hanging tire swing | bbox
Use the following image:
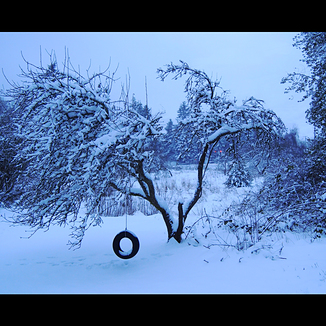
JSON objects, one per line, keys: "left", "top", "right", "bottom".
{"left": 112, "top": 230, "right": 140, "bottom": 259}
{"left": 113, "top": 163, "right": 140, "bottom": 260}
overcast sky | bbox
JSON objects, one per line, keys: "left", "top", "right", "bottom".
{"left": 0, "top": 32, "right": 314, "bottom": 138}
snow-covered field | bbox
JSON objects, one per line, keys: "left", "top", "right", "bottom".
{"left": 1, "top": 166, "right": 326, "bottom": 294}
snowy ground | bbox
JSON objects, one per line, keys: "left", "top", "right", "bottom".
{"left": 1, "top": 166, "right": 326, "bottom": 294}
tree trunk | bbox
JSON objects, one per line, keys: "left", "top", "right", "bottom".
{"left": 169, "top": 130, "right": 238, "bottom": 242}
{"left": 133, "top": 128, "right": 240, "bottom": 244}
{"left": 172, "top": 202, "right": 184, "bottom": 243}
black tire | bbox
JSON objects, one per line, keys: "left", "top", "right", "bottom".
{"left": 112, "top": 230, "right": 140, "bottom": 259}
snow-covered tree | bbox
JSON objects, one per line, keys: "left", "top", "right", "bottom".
{"left": 4, "top": 56, "right": 285, "bottom": 248}
{"left": 3, "top": 56, "right": 164, "bottom": 248}
{"left": 282, "top": 33, "right": 326, "bottom": 135}
{"left": 282, "top": 33, "right": 326, "bottom": 185}
{"left": 157, "top": 61, "right": 285, "bottom": 241}
{"left": 254, "top": 32, "right": 326, "bottom": 239}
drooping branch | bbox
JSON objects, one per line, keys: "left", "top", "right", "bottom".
{"left": 159, "top": 62, "right": 285, "bottom": 243}
{"left": 3, "top": 52, "right": 172, "bottom": 248}
{"left": 4, "top": 55, "right": 286, "bottom": 249}
{"left": 182, "top": 126, "right": 241, "bottom": 219}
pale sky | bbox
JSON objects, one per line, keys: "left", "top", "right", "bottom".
{"left": 0, "top": 32, "right": 314, "bottom": 138}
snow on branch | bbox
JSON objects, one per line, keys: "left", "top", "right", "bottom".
{"left": 157, "top": 61, "right": 286, "bottom": 242}
{"left": 4, "top": 53, "right": 164, "bottom": 249}
{"left": 158, "top": 62, "right": 285, "bottom": 154}
{"left": 2, "top": 57, "right": 286, "bottom": 248}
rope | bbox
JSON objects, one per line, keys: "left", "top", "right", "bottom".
{"left": 125, "top": 162, "right": 131, "bottom": 232}
{"left": 125, "top": 186, "right": 128, "bottom": 232}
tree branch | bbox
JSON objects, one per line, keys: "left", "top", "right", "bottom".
{"left": 135, "top": 159, "right": 176, "bottom": 239}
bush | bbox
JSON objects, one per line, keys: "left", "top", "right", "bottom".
{"left": 222, "top": 154, "right": 326, "bottom": 246}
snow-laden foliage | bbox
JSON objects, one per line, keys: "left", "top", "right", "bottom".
{"left": 158, "top": 61, "right": 285, "bottom": 163}
{"left": 157, "top": 61, "right": 285, "bottom": 241}
{"left": 2, "top": 57, "right": 285, "bottom": 249}
{"left": 217, "top": 140, "right": 326, "bottom": 250}
{"left": 4, "top": 59, "right": 162, "bottom": 248}
{"left": 0, "top": 98, "right": 20, "bottom": 201}
{"left": 282, "top": 32, "right": 326, "bottom": 134}
{"left": 282, "top": 33, "right": 326, "bottom": 185}
{"left": 275, "top": 33, "right": 326, "bottom": 239}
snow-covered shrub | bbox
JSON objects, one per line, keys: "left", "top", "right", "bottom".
{"left": 222, "top": 153, "right": 326, "bottom": 246}
{"left": 184, "top": 213, "right": 235, "bottom": 248}
{"left": 218, "top": 196, "right": 266, "bottom": 249}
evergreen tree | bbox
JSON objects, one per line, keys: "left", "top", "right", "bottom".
{"left": 224, "top": 159, "right": 252, "bottom": 188}
{"left": 130, "top": 94, "right": 142, "bottom": 114}
{"left": 224, "top": 135, "right": 252, "bottom": 187}
{"left": 142, "top": 104, "right": 152, "bottom": 120}
{"left": 177, "top": 101, "right": 189, "bottom": 122}
{"left": 130, "top": 94, "right": 151, "bottom": 119}
{"left": 165, "top": 118, "right": 173, "bottom": 134}
{"left": 161, "top": 119, "right": 177, "bottom": 162}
